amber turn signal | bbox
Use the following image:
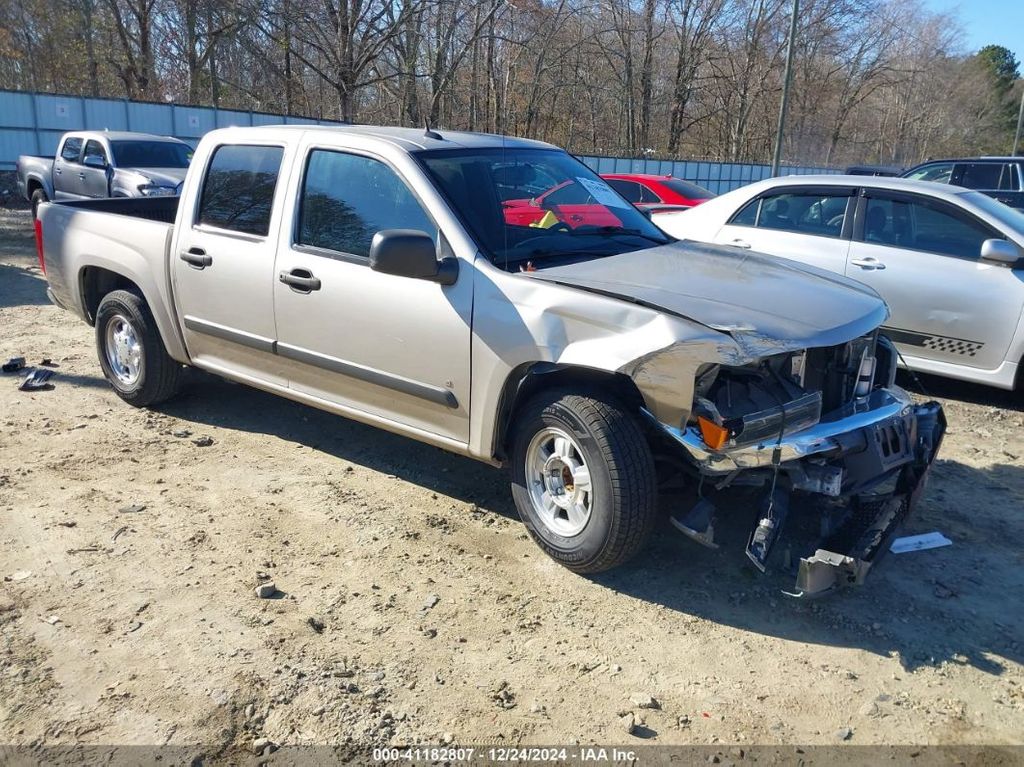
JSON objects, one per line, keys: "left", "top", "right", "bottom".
{"left": 697, "top": 416, "right": 729, "bottom": 450}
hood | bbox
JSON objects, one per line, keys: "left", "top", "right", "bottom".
{"left": 526, "top": 240, "right": 889, "bottom": 351}
{"left": 130, "top": 167, "right": 188, "bottom": 188}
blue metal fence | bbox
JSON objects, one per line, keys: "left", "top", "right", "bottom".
{"left": 0, "top": 90, "right": 840, "bottom": 190}
{"left": 578, "top": 155, "right": 839, "bottom": 196}
{"left": 0, "top": 89, "right": 344, "bottom": 169}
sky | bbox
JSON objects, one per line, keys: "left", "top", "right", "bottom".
{"left": 923, "top": 0, "right": 1024, "bottom": 67}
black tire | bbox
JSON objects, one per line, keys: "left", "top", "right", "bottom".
{"left": 95, "top": 289, "right": 183, "bottom": 407}
{"left": 30, "top": 188, "right": 47, "bottom": 218}
{"left": 510, "top": 388, "right": 658, "bottom": 573}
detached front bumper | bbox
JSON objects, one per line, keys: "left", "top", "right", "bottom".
{"left": 651, "top": 387, "right": 946, "bottom": 597}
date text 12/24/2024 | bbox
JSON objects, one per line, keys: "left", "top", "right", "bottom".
{"left": 373, "top": 747, "right": 639, "bottom": 762}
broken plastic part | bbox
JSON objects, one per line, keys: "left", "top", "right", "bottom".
{"left": 18, "top": 368, "right": 54, "bottom": 391}
{"left": 2, "top": 357, "right": 25, "bottom": 373}
{"left": 669, "top": 497, "right": 719, "bottom": 549}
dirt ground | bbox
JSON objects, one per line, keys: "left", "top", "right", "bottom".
{"left": 1, "top": 207, "right": 1022, "bottom": 756}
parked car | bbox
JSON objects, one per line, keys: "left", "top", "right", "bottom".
{"left": 901, "top": 157, "right": 1024, "bottom": 210}
{"left": 602, "top": 173, "right": 715, "bottom": 213}
{"left": 845, "top": 165, "right": 903, "bottom": 177}
{"left": 501, "top": 173, "right": 714, "bottom": 228}
{"left": 16, "top": 131, "right": 192, "bottom": 216}
{"left": 655, "top": 175, "right": 1024, "bottom": 389}
{"left": 33, "top": 127, "right": 944, "bottom": 596}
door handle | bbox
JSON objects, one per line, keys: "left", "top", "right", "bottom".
{"left": 78, "top": 172, "right": 86, "bottom": 179}
{"left": 850, "top": 257, "right": 886, "bottom": 270}
{"left": 54, "top": 167, "right": 62, "bottom": 175}
{"left": 179, "top": 247, "right": 212, "bottom": 269}
{"left": 730, "top": 238, "right": 751, "bottom": 249}
{"left": 279, "top": 269, "right": 321, "bottom": 292}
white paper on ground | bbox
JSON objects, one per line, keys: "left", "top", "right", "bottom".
{"left": 889, "top": 531, "right": 952, "bottom": 554}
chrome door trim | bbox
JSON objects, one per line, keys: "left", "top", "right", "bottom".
{"left": 183, "top": 315, "right": 275, "bottom": 353}
{"left": 276, "top": 342, "right": 459, "bottom": 409}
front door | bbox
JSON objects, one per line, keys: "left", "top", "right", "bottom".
{"left": 847, "top": 190, "right": 1023, "bottom": 372}
{"left": 272, "top": 145, "right": 473, "bottom": 443}
{"left": 171, "top": 141, "right": 291, "bottom": 385}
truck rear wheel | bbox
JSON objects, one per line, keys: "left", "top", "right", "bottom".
{"left": 510, "top": 389, "right": 658, "bottom": 573}
{"left": 95, "top": 290, "right": 183, "bottom": 407}
{"left": 31, "top": 188, "right": 48, "bottom": 218}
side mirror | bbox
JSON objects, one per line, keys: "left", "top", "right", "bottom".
{"left": 980, "top": 238, "right": 1020, "bottom": 266}
{"left": 83, "top": 154, "right": 106, "bottom": 169}
{"left": 369, "top": 229, "right": 458, "bottom": 286}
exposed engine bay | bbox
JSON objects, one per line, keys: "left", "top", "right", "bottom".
{"left": 653, "top": 332, "right": 945, "bottom": 597}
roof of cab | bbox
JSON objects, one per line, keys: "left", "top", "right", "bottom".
{"left": 234, "top": 123, "right": 557, "bottom": 152}
{"left": 68, "top": 130, "right": 187, "bottom": 142}
{"left": 736, "top": 173, "right": 976, "bottom": 201}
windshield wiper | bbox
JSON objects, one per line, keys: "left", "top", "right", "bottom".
{"left": 502, "top": 248, "right": 617, "bottom": 268}
{"left": 567, "top": 226, "right": 669, "bottom": 244}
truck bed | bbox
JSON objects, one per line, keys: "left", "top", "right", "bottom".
{"left": 37, "top": 196, "right": 185, "bottom": 363}
{"left": 56, "top": 196, "right": 180, "bottom": 224}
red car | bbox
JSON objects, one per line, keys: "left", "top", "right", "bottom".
{"left": 502, "top": 179, "right": 623, "bottom": 229}
{"left": 601, "top": 173, "right": 715, "bottom": 213}
{"left": 500, "top": 173, "right": 714, "bottom": 230}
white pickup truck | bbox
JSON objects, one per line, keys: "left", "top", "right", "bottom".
{"left": 34, "top": 125, "right": 945, "bottom": 595}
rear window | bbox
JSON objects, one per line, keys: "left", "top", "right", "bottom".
{"left": 197, "top": 144, "right": 284, "bottom": 237}
{"left": 661, "top": 178, "right": 714, "bottom": 199}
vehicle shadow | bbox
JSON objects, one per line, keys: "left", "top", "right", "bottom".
{"left": 159, "top": 372, "right": 1023, "bottom": 678}
{"left": 595, "top": 456, "right": 1024, "bottom": 677}
{"left": 160, "top": 371, "right": 520, "bottom": 520}
{"left": 0, "top": 263, "right": 49, "bottom": 309}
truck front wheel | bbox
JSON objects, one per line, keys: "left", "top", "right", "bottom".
{"left": 95, "top": 290, "right": 183, "bottom": 407}
{"left": 510, "top": 389, "right": 658, "bottom": 573}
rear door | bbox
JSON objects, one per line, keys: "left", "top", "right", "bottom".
{"left": 171, "top": 141, "right": 292, "bottom": 384}
{"left": 272, "top": 140, "right": 473, "bottom": 443}
{"left": 53, "top": 136, "right": 84, "bottom": 199}
{"left": 713, "top": 186, "right": 855, "bottom": 274}
{"left": 80, "top": 139, "right": 110, "bottom": 198}
{"left": 846, "top": 189, "right": 1022, "bottom": 371}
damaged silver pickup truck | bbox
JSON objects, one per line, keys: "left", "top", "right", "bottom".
{"left": 35, "top": 126, "right": 944, "bottom": 596}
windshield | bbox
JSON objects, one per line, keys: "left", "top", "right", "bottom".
{"left": 418, "top": 148, "right": 671, "bottom": 269}
{"left": 961, "top": 191, "right": 1024, "bottom": 238}
{"left": 661, "top": 178, "right": 714, "bottom": 200}
{"left": 111, "top": 140, "right": 192, "bottom": 168}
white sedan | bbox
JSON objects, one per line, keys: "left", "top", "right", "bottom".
{"left": 654, "top": 175, "right": 1024, "bottom": 389}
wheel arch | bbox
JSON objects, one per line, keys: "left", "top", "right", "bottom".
{"left": 79, "top": 266, "right": 144, "bottom": 326}
{"left": 492, "top": 361, "right": 647, "bottom": 463}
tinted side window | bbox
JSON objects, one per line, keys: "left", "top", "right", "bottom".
{"left": 298, "top": 150, "right": 436, "bottom": 258}
{"left": 905, "top": 163, "right": 953, "bottom": 183}
{"left": 755, "top": 192, "right": 849, "bottom": 238}
{"left": 60, "top": 137, "right": 82, "bottom": 162}
{"left": 730, "top": 199, "right": 760, "bottom": 226}
{"left": 83, "top": 140, "right": 107, "bottom": 163}
{"left": 638, "top": 183, "right": 663, "bottom": 203}
{"left": 863, "top": 196, "right": 995, "bottom": 258}
{"left": 606, "top": 179, "right": 643, "bottom": 203}
{"left": 957, "top": 163, "right": 1002, "bottom": 190}
{"left": 198, "top": 145, "right": 283, "bottom": 236}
